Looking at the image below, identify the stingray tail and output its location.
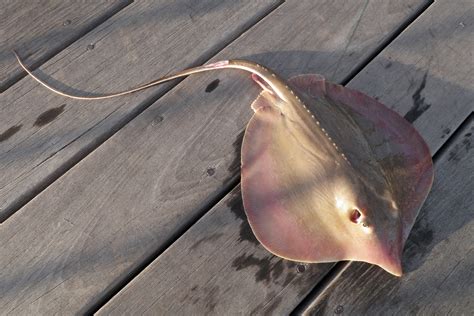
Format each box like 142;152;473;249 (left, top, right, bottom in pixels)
13;50;229;101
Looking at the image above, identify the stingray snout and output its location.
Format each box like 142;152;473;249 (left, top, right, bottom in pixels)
374;239;403;277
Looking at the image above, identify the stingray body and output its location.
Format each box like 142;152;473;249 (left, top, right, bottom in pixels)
15;53;434;276
240;71;433;277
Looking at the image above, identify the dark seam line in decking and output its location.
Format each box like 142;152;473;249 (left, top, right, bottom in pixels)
83;177;242;315
82;178;242;315
0;1;286;224
340;0;433;86
77;2;287;313
0;0;133;93
430;112;473;162
290;261;350;315
291;112;474;315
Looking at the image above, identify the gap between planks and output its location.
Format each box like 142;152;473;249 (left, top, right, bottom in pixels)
341;0;434;85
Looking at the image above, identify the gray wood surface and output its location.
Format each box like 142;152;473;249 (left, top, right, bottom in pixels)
0;0;430;314
0;0;130;92
300;118;473;315
0;0;279;222
102;185;334;315
94;1;437;314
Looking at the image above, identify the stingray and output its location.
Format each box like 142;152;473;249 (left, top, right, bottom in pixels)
14;52;433;276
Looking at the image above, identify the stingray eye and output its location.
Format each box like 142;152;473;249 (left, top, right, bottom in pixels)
350;209;362;224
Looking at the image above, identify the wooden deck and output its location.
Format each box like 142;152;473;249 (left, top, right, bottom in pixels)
1;0;472;314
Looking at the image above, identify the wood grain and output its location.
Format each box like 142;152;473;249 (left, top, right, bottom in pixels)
0;0;130;92
300;117;473;315
0;0;429;314
0;0;279;221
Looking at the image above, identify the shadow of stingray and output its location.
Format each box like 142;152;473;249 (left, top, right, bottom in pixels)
402;119;473;273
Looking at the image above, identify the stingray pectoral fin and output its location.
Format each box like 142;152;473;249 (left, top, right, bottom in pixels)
241;95;346;263
367;240;403;277
325;81;433;243
289;75;434;243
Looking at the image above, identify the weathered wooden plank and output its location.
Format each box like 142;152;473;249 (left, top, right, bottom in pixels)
0;0;429;314
300;117;473;315
92;1;435;314
0;0;279;221
0;0;130;92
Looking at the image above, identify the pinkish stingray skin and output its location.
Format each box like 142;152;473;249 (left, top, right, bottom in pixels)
241;74;433;277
